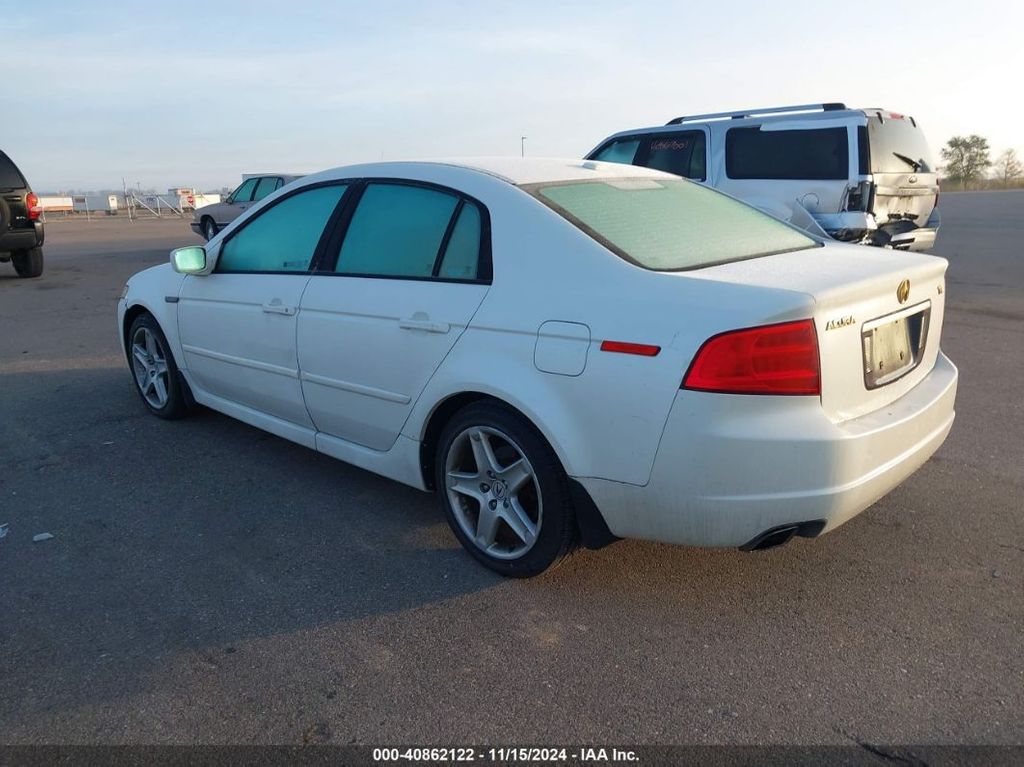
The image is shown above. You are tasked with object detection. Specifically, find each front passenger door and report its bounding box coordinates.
[177,183,349,437]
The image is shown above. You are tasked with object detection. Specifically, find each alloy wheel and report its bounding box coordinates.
[131,326,170,409]
[444,426,543,560]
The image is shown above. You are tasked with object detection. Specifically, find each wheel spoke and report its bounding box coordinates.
[152,374,168,405]
[447,470,483,501]
[501,458,533,494]
[502,498,538,547]
[475,503,501,548]
[144,330,158,358]
[132,343,149,367]
[470,429,501,475]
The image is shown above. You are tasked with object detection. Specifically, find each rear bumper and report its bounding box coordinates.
[0,222,43,253]
[578,352,958,548]
[889,226,937,252]
[887,207,941,252]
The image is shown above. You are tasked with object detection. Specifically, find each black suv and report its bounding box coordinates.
[0,150,44,278]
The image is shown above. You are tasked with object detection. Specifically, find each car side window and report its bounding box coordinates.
[252,176,281,201]
[437,202,482,280]
[334,183,462,278]
[217,184,348,273]
[230,178,258,204]
[640,131,707,181]
[592,138,641,165]
[726,126,849,180]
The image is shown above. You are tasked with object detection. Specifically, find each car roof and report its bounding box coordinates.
[306,158,675,187]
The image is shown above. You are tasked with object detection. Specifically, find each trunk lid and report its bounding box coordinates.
[691,243,947,423]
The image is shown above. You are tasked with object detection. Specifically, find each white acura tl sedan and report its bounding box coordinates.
[117,158,957,577]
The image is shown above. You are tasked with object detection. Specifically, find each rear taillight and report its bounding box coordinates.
[682,319,820,395]
[26,192,41,221]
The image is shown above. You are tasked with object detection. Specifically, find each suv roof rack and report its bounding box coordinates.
[666,102,848,126]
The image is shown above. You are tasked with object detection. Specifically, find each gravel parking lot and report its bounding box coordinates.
[1,193,1022,746]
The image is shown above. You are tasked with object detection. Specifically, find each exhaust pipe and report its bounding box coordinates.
[740,520,826,552]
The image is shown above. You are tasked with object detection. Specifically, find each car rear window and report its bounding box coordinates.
[867,118,935,174]
[529,177,818,271]
[0,152,27,189]
[726,126,848,180]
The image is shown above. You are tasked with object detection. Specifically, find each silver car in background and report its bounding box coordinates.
[587,103,941,251]
[190,173,302,241]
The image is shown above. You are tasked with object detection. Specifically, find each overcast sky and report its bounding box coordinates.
[4,0,1021,191]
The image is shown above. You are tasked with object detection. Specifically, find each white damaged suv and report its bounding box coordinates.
[587,103,941,251]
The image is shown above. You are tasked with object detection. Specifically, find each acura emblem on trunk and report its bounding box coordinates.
[897,279,911,304]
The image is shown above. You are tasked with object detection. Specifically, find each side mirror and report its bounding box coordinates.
[171,246,207,274]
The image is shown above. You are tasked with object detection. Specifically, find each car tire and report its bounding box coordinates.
[201,217,217,241]
[435,401,577,577]
[127,312,189,420]
[12,247,44,278]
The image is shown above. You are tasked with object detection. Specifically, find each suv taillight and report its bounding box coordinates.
[682,320,821,395]
[26,192,41,221]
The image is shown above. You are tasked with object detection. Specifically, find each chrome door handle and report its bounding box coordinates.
[262,302,296,316]
[399,318,450,333]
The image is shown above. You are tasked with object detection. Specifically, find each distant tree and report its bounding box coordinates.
[941,135,991,189]
[993,148,1023,186]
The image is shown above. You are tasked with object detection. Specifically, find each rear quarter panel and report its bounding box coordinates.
[404,188,818,486]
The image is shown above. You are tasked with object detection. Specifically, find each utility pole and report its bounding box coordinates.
[521,136,527,157]
[122,177,132,222]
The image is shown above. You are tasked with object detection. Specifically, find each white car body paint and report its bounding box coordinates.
[118,158,957,551]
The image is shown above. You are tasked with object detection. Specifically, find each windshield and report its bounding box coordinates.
[868,118,936,174]
[527,177,818,271]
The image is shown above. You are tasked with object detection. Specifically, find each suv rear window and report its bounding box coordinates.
[0,152,27,189]
[528,177,817,271]
[867,118,935,174]
[726,126,848,180]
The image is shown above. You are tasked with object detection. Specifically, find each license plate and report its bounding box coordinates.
[862,303,930,389]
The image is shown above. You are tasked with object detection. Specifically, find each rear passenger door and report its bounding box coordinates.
[297,180,491,451]
[219,177,259,225]
[251,176,284,204]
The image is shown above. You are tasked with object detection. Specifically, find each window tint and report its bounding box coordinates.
[641,132,706,180]
[0,152,26,188]
[217,184,347,273]
[592,138,641,165]
[438,203,481,280]
[335,184,459,277]
[531,178,816,271]
[726,126,849,180]
[253,176,281,201]
[231,178,258,203]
